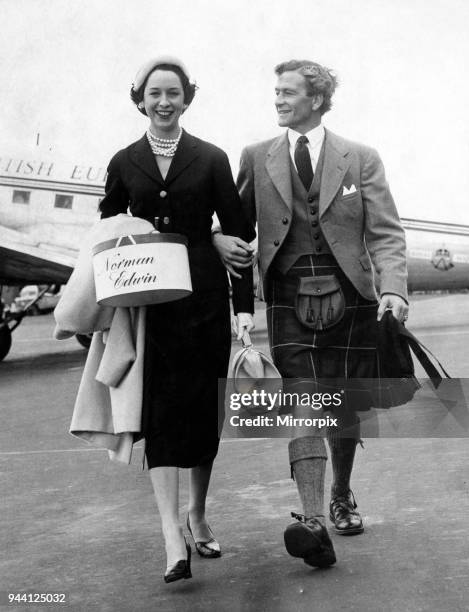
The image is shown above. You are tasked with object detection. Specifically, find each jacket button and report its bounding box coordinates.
[310,207,317,215]
[274,239,280,246]
[160,190,167,198]
[313,233,320,240]
[308,196,314,203]
[282,217,289,224]
[316,245,322,252]
[311,220,318,227]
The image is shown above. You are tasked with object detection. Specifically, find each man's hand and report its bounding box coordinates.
[212,233,255,279]
[377,293,409,323]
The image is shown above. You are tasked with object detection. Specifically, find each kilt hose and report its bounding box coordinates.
[266,254,380,416]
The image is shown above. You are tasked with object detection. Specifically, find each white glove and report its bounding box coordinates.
[231,312,255,341]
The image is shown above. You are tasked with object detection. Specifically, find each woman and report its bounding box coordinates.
[99,56,255,583]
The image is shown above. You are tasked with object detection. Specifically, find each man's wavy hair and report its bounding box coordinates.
[274,60,338,115]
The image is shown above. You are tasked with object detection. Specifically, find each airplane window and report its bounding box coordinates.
[12,190,30,204]
[54,194,73,209]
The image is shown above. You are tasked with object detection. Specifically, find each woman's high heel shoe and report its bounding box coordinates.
[186,514,221,558]
[164,538,192,584]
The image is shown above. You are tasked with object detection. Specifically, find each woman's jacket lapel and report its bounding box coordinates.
[128,130,199,186]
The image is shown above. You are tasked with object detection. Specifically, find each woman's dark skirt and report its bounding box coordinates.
[142,287,231,468]
[267,254,379,414]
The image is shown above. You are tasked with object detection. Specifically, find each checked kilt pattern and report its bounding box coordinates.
[266,254,380,413]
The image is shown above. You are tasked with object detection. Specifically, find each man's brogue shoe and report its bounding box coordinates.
[284,512,336,568]
[329,490,364,535]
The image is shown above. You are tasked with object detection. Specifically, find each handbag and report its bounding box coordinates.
[373,311,451,408]
[231,332,282,413]
[295,275,345,331]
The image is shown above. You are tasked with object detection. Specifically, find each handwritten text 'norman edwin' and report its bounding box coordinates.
[105,253,157,289]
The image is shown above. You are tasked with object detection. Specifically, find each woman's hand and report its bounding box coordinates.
[231,312,255,341]
[212,233,255,279]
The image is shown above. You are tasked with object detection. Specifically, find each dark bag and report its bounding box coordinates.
[374,311,451,408]
[295,275,345,331]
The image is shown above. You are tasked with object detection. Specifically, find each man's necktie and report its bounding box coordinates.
[294,135,314,191]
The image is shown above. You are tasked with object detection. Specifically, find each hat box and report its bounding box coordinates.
[92,233,192,307]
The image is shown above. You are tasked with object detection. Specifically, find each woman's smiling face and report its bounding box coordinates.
[142,69,186,137]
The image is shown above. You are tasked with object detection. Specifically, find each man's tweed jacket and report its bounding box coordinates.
[237,129,408,302]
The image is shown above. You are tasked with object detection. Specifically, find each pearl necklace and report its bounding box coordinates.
[146,128,183,157]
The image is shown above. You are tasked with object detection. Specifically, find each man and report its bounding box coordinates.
[213,59,408,567]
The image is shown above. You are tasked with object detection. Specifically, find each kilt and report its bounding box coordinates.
[267,254,379,413]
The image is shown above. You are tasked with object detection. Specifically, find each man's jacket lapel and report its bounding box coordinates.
[319,130,351,217]
[265,134,293,211]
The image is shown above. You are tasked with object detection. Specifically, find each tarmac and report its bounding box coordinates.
[1,294,469,612]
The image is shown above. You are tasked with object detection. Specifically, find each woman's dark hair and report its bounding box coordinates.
[130,64,197,115]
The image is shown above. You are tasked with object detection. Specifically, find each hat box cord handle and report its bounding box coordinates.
[115,235,137,248]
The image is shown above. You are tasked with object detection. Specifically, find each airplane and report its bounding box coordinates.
[0,154,105,360]
[1,152,469,361]
[402,218,469,291]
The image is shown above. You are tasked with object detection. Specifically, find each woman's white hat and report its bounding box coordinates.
[132,55,191,91]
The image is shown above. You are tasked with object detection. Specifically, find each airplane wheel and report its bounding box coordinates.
[0,325,12,361]
[76,333,92,349]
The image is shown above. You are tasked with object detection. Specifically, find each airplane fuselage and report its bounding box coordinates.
[0,155,103,255]
[403,219,469,291]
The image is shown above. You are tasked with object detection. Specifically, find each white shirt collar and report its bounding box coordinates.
[288,124,325,150]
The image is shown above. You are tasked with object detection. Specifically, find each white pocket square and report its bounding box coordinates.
[342,184,357,196]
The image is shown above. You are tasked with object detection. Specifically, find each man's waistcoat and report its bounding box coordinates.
[273,144,331,274]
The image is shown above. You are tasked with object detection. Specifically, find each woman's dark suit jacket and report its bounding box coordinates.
[99,130,255,314]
